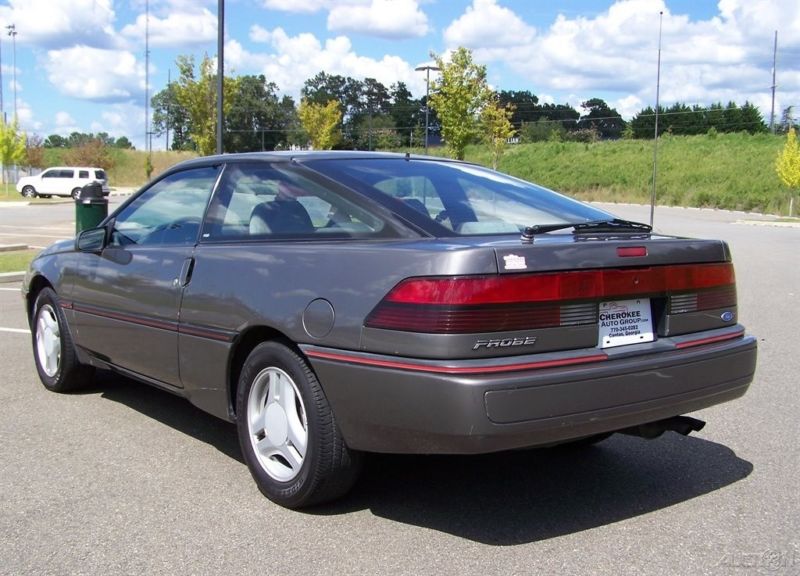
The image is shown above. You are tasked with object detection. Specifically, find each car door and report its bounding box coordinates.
[38,168,63,195]
[71,165,220,386]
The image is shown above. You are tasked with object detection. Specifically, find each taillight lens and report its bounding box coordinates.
[365,262,735,334]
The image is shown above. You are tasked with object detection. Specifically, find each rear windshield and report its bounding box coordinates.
[304,158,612,236]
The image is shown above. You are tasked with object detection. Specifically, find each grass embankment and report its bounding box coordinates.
[42,148,197,187]
[0,250,38,273]
[10,132,795,214]
[464,132,790,214]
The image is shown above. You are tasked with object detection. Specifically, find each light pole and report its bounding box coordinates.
[415,64,439,153]
[0,34,4,124]
[6,24,16,122]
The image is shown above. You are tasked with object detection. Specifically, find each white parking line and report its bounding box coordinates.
[0,287,21,291]
[0,327,29,334]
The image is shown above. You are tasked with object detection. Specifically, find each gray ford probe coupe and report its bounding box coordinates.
[23,151,757,508]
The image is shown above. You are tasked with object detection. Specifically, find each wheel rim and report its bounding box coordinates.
[71,188,81,199]
[22,186,35,198]
[36,304,61,378]
[247,367,308,482]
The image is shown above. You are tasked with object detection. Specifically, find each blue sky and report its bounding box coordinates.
[0,0,798,150]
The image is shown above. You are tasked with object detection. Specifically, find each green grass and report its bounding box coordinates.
[19,132,799,214]
[42,148,197,187]
[0,250,38,273]
[462,132,793,215]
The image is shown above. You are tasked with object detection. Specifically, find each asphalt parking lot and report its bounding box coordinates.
[1,202,798,575]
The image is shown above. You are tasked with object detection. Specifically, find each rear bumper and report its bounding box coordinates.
[303,331,757,454]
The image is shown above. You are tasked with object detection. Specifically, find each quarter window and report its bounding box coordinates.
[203,163,385,240]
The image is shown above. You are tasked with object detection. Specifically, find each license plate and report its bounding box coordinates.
[598,298,654,349]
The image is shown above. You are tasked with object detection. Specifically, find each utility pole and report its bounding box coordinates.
[216,0,224,155]
[6,24,16,122]
[649,11,663,228]
[145,0,150,154]
[415,64,440,153]
[166,68,170,151]
[0,34,4,124]
[769,30,778,133]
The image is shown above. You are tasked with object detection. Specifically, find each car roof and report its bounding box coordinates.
[162,150,464,175]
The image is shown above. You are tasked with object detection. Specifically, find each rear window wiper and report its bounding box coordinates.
[521,218,652,243]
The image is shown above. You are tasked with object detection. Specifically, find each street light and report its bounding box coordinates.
[6,24,16,122]
[415,63,440,153]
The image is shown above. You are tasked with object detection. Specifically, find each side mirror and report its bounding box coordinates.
[76,226,108,253]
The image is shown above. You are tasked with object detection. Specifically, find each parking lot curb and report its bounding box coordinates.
[0,271,24,284]
[0,244,27,252]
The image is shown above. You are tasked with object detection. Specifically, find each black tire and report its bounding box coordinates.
[71,188,82,199]
[31,287,94,392]
[236,341,361,508]
[21,185,37,198]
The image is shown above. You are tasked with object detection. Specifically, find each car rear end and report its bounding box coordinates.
[298,156,757,454]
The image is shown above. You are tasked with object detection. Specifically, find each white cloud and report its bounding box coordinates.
[250,25,272,43]
[443,0,800,119]
[444,0,535,48]
[120,8,216,48]
[45,47,145,103]
[327,0,430,39]
[0,0,118,49]
[262,0,337,14]
[53,111,79,134]
[225,28,427,97]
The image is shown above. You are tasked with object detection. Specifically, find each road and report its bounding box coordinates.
[0,202,798,575]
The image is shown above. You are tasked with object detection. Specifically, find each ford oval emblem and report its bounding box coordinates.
[720,311,734,322]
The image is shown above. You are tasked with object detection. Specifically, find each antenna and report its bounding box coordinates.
[649,11,663,228]
[769,30,777,133]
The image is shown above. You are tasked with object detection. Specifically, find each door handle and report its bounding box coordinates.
[177,257,195,287]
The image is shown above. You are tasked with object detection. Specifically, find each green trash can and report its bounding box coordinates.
[75,181,109,234]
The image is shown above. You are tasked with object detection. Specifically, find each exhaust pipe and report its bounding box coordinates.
[620,416,706,439]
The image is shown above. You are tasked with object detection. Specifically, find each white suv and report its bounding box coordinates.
[17,167,110,199]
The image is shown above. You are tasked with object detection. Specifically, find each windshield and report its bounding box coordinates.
[304,158,613,236]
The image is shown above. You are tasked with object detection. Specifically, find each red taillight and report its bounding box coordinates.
[365,262,735,334]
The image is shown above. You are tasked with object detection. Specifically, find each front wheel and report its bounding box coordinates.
[32,287,94,392]
[236,341,361,508]
[21,185,37,198]
[71,188,82,199]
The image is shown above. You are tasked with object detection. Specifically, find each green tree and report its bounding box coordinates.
[428,47,492,159]
[0,121,26,188]
[389,82,421,147]
[498,90,539,126]
[776,128,800,214]
[44,134,67,148]
[739,101,767,134]
[298,99,342,149]
[114,136,134,149]
[173,54,238,155]
[578,98,626,139]
[481,96,515,169]
[225,75,298,152]
[151,81,191,150]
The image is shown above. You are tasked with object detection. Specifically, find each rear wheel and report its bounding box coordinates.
[21,185,37,198]
[71,188,82,199]
[236,341,361,508]
[32,287,94,392]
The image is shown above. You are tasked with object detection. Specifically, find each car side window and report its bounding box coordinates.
[42,170,56,179]
[203,163,384,240]
[111,166,219,247]
[79,170,89,179]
